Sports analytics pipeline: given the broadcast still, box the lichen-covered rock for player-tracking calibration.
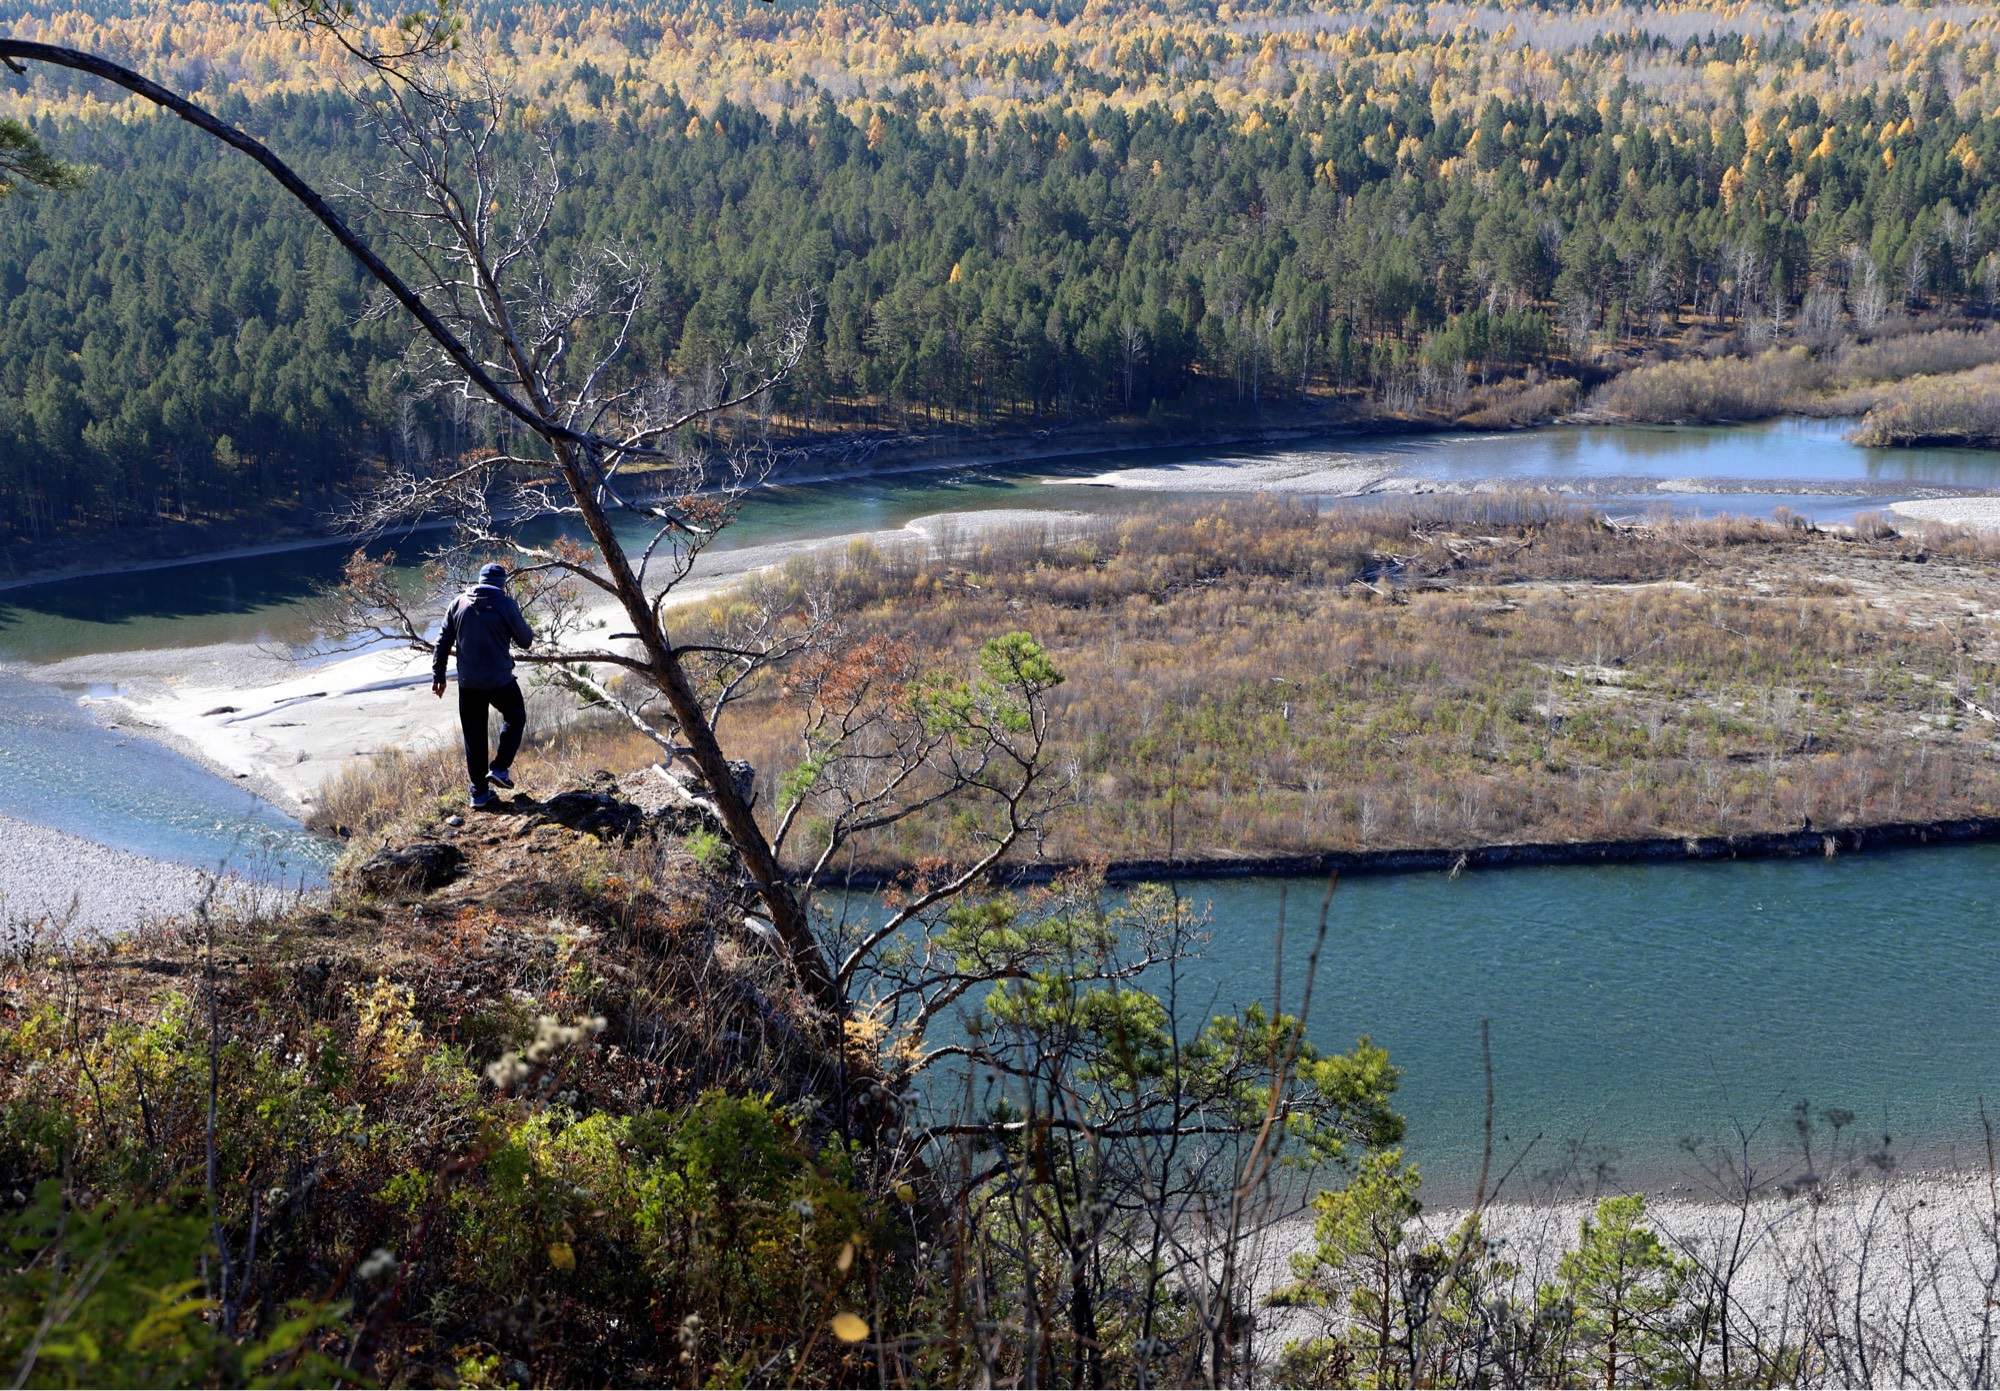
[355,841,464,894]
[720,760,756,807]
[615,761,756,817]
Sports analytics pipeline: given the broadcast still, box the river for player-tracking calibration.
[5,416,1999,1191]
[1190,852,2000,1197]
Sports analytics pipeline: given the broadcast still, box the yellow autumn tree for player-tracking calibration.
[1719,165,1746,211]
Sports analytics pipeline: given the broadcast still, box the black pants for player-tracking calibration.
[458,679,526,793]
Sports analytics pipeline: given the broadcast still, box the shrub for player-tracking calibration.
[1458,375,1580,428]
[1835,328,2000,384]
[1850,362,2000,446]
[1,1180,348,1387]
[1589,346,1820,422]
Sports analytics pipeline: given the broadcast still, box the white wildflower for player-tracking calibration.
[485,1013,608,1089]
[484,1052,532,1088]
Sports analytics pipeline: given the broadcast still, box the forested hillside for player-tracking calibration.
[4,0,2000,551]
[0,99,400,543]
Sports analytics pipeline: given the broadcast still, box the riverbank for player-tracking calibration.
[6,402,1997,602]
[36,509,1092,822]
[12,314,2000,594]
[0,411,1368,593]
[5,327,1992,594]
[827,814,2000,887]
[0,812,297,941]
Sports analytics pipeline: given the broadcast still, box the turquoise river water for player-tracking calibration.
[3,416,1999,1190]
[1182,854,2000,1196]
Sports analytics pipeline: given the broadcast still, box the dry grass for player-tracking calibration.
[1850,361,2000,447]
[1588,346,1821,423]
[1456,376,1582,428]
[306,709,666,846]
[1835,328,2000,384]
[1590,329,2000,430]
[307,744,465,841]
[699,497,2000,869]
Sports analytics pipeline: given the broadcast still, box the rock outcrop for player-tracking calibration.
[354,840,465,894]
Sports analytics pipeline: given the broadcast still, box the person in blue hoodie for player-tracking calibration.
[431,562,535,808]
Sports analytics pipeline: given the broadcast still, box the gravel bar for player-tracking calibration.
[0,813,300,945]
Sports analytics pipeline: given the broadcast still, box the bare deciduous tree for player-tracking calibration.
[1849,246,1890,335]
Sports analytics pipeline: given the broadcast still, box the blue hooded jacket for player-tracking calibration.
[433,583,534,688]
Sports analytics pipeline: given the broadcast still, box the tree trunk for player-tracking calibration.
[554,443,842,1018]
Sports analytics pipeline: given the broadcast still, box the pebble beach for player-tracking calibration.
[1255,1172,2000,1379]
[1891,496,2000,529]
[0,811,300,943]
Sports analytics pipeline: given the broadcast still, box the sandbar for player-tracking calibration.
[1891,497,2000,529]
[1064,451,1395,494]
[32,509,1094,821]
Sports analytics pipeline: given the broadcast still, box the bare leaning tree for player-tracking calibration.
[0,4,1070,1024]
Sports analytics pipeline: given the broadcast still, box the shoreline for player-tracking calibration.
[35,510,1093,823]
[0,415,1369,595]
[1254,1169,2000,1363]
[6,410,1997,597]
[826,815,2000,888]
[0,522,448,597]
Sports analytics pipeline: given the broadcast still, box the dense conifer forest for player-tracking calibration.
[3,0,2000,547]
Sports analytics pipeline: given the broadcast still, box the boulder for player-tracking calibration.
[623,761,756,811]
[535,790,650,841]
[355,841,464,894]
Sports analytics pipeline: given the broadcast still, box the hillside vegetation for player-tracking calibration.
[1,772,1411,1386]
[6,726,1997,1386]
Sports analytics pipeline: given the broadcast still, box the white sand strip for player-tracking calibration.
[36,508,1093,821]
[95,644,463,817]
[1063,451,1396,494]
[902,508,1096,546]
[1256,1173,2000,1372]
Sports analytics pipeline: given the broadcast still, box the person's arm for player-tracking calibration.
[506,596,533,650]
[432,599,460,696]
